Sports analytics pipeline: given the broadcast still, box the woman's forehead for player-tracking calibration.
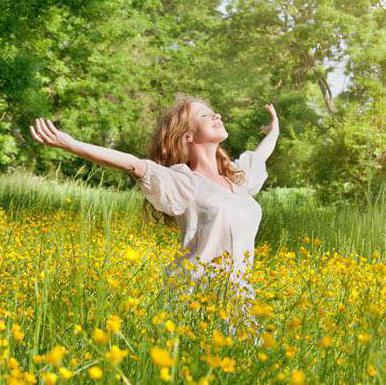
[191,101,212,114]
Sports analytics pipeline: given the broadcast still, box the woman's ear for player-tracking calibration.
[184,132,193,143]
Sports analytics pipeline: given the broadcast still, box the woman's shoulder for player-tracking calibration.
[140,160,192,175]
[169,163,193,175]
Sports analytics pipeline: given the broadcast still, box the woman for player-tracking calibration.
[29,95,279,303]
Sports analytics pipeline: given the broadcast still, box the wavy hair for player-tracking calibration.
[139,94,246,227]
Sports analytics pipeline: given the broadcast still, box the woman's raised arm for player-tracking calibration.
[29,118,146,178]
[255,104,280,162]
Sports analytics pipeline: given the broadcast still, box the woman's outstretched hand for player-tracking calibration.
[30,118,75,150]
[260,103,279,135]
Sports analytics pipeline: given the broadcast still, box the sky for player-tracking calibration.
[217,0,350,98]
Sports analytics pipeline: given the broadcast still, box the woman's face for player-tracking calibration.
[189,101,228,144]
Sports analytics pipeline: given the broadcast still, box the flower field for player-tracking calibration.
[0,174,384,384]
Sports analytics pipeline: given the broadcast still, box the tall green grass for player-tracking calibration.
[1,170,385,261]
[257,186,386,261]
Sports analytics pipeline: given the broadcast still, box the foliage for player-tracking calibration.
[0,0,385,204]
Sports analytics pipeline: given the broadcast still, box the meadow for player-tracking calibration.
[0,171,384,385]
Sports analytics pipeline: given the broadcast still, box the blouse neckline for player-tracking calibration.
[190,170,237,195]
[172,163,238,196]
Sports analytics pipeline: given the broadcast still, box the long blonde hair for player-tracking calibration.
[139,95,246,227]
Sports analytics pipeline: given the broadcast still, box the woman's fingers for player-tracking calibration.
[35,119,51,143]
[265,103,277,119]
[265,104,273,115]
[39,118,56,141]
[30,117,65,148]
[30,125,45,144]
[46,119,59,135]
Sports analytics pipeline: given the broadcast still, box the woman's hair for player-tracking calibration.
[139,94,246,227]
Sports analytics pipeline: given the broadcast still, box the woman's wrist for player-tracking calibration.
[267,122,280,136]
[65,137,79,153]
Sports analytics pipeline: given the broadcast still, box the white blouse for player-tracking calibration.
[135,150,268,299]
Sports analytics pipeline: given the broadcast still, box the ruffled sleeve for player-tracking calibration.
[231,150,268,196]
[134,159,196,216]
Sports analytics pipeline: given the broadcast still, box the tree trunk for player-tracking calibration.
[317,76,337,114]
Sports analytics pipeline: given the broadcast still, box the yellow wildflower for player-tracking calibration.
[313,238,322,246]
[198,376,210,385]
[358,333,371,344]
[206,354,221,368]
[124,247,141,264]
[189,301,201,311]
[291,369,306,385]
[211,330,227,348]
[69,358,78,368]
[122,297,141,311]
[319,335,333,348]
[166,338,175,349]
[23,372,37,384]
[181,366,193,381]
[287,316,302,329]
[58,367,74,380]
[285,345,297,359]
[256,243,270,256]
[8,357,19,369]
[150,347,175,368]
[367,364,377,377]
[218,308,227,320]
[199,321,209,331]
[299,246,308,256]
[105,345,129,366]
[45,346,67,367]
[42,372,58,385]
[250,302,274,318]
[294,295,311,310]
[152,311,168,325]
[261,332,277,349]
[160,367,172,381]
[92,327,109,345]
[336,357,346,366]
[257,352,269,362]
[220,357,236,373]
[164,320,176,333]
[32,355,44,364]
[106,315,122,334]
[88,366,103,380]
[11,324,24,341]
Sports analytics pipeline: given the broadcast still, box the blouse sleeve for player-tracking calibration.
[231,150,268,196]
[134,159,196,216]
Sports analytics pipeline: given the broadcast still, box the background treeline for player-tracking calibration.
[1,0,385,205]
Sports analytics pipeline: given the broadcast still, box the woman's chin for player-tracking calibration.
[218,131,229,142]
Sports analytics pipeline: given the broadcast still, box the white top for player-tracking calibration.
[136,150,268,298]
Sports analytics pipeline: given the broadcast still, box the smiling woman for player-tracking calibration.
[29,94,279,304]
[130,96,277,301]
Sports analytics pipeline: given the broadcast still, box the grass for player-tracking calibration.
[1,170,384,260]
[0,170,384,384]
